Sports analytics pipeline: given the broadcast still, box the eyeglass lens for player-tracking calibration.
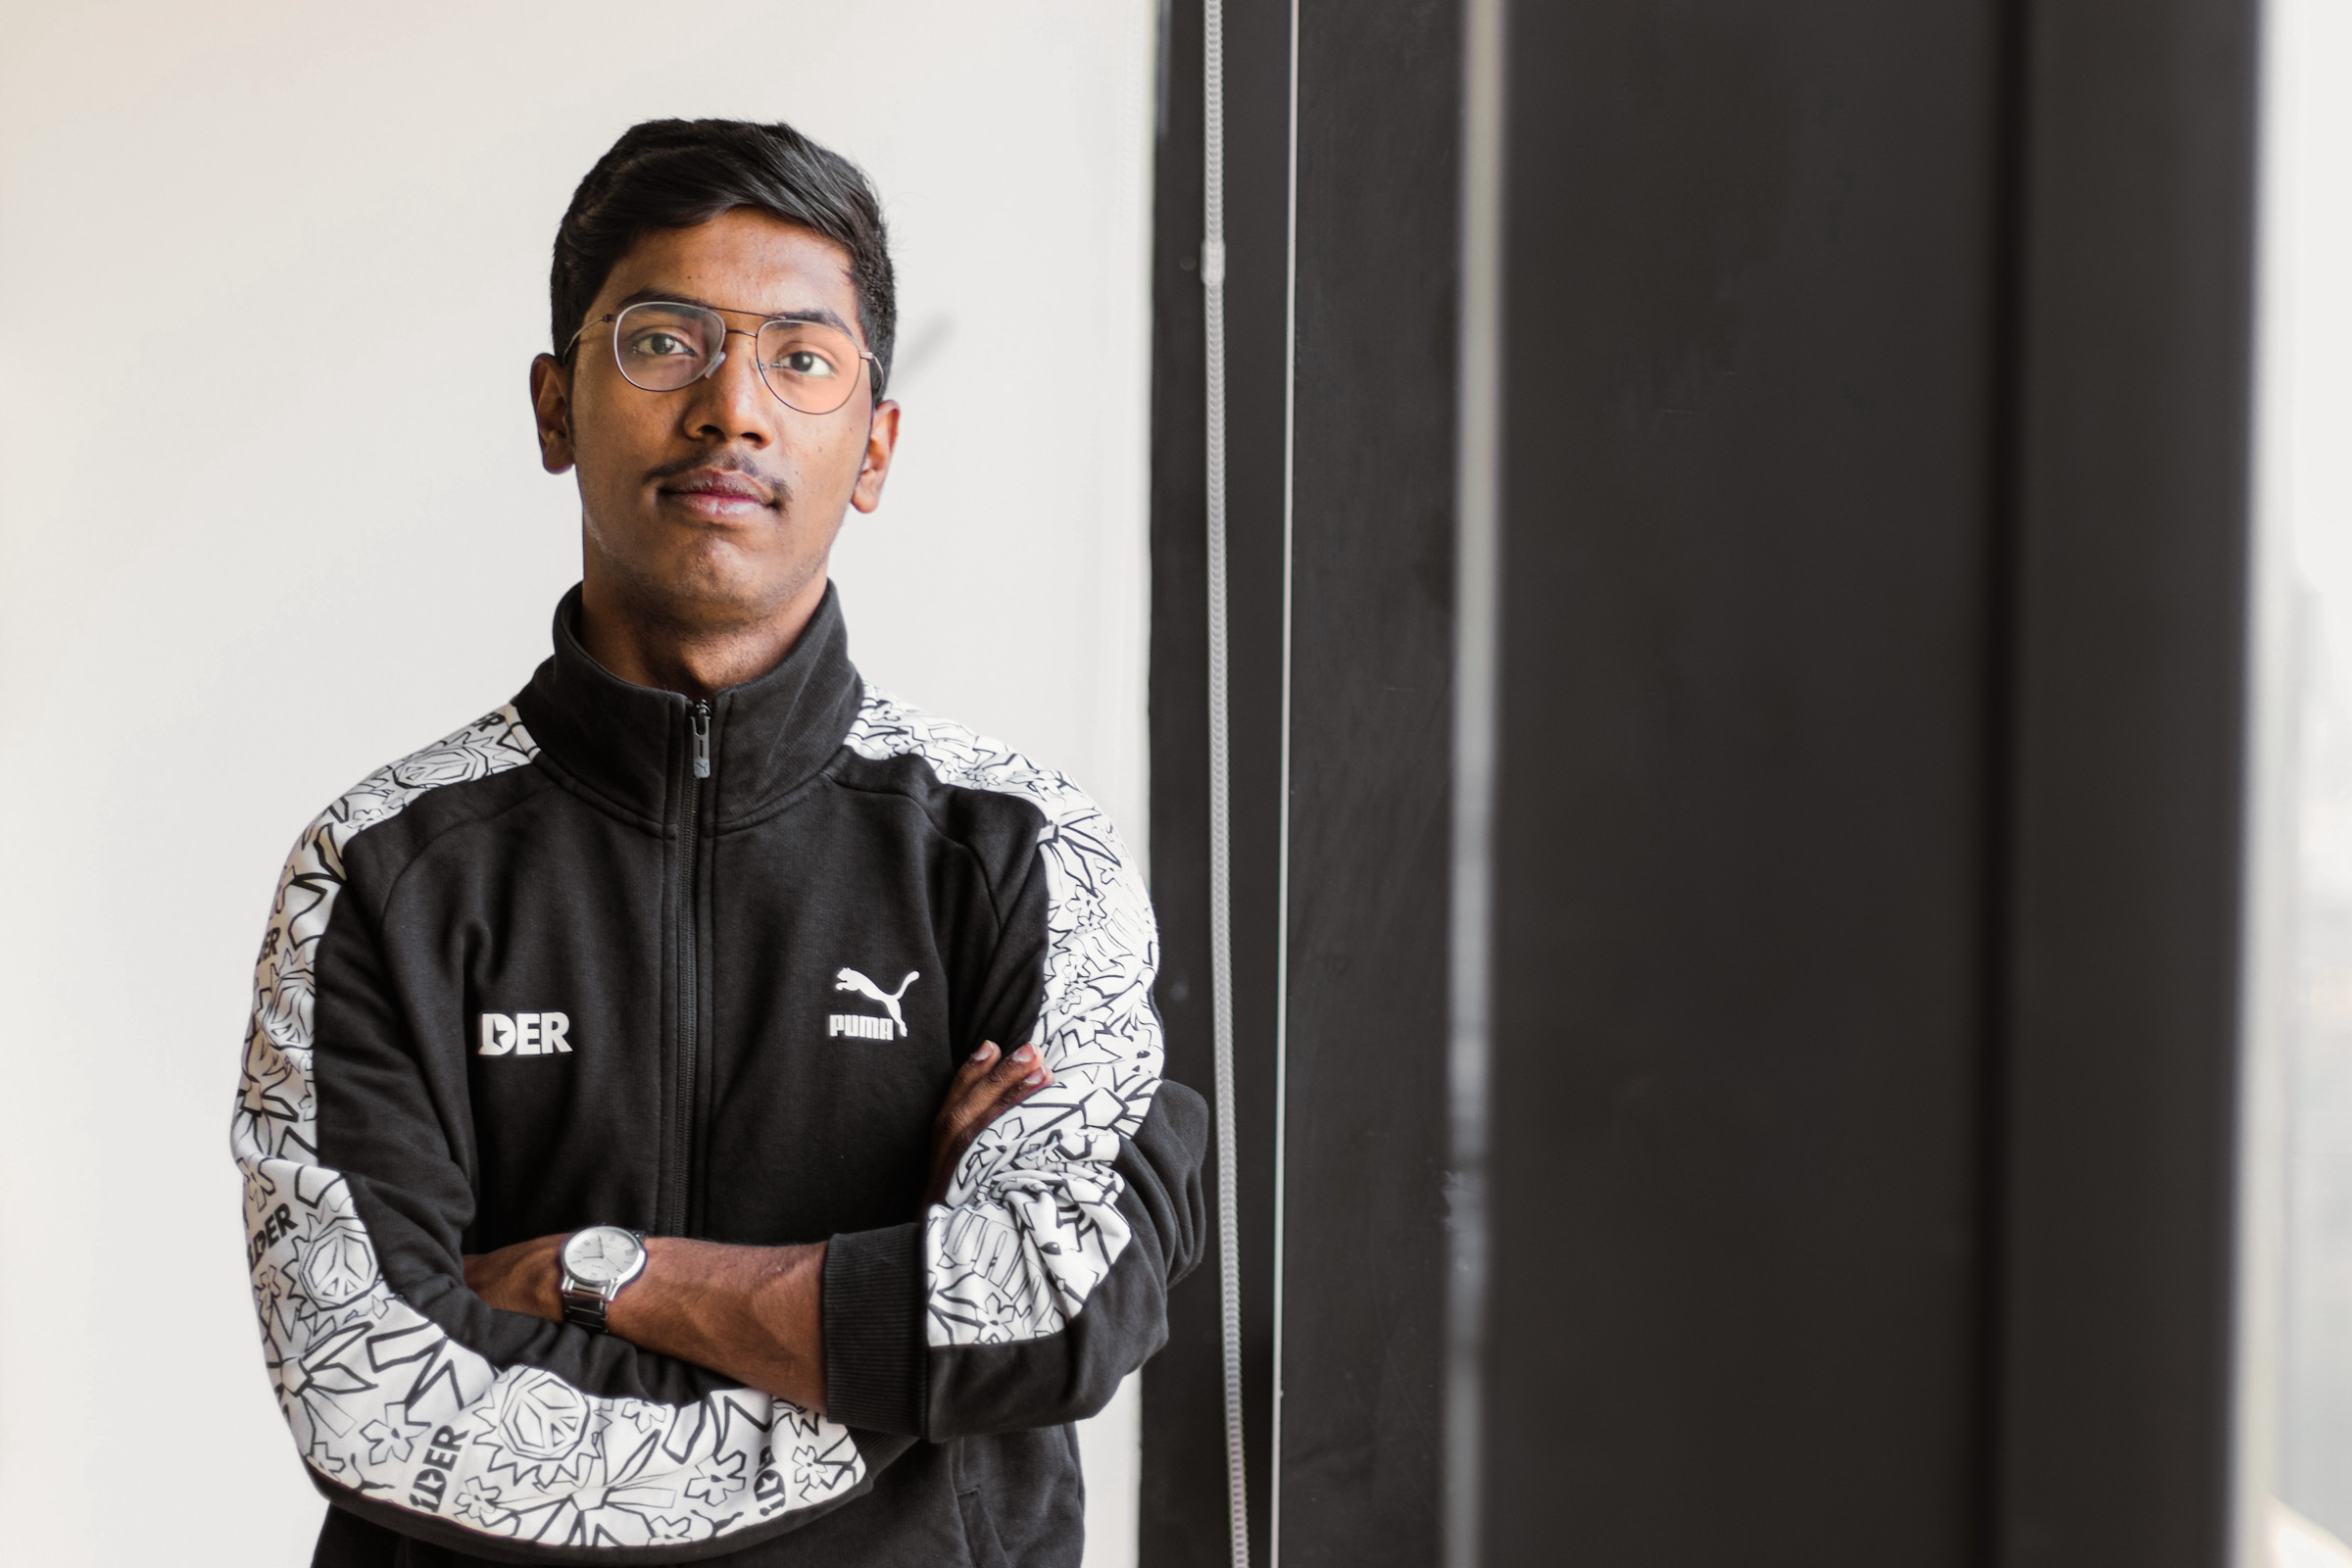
[610,302,866,415]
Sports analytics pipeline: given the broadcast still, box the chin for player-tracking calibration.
[631,548,820,629]
[586,509,830,625]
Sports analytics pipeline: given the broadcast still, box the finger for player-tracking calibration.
[1009,1041,1054,1096]
[950,1040,1003,1091]
[934,1045,1004,1126]
[942,1065,1031,1139]
[980,1052,1055,1126]
[984,1041,1053,1092]
[941,1050,1054,1148]
[939,1043,1035,1117]
[935,1065,1017,1142]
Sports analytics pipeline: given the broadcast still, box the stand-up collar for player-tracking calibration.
[514,582,864,828]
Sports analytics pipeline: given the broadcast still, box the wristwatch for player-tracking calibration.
[559,1226,648,1333]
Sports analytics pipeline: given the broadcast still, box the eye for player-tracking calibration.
[770,347,839,379]
[627,330,701,359]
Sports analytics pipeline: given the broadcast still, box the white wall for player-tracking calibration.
[0,3,1155,1563]
[2255,0,2352,1557]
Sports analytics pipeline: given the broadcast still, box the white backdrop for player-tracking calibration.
[0,3,1156,1563]
[2257,0,2352,1558]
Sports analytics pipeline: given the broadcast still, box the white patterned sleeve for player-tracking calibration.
[923,797,1169,1348]
[233,711,883,1554]
[829,692,1210,1438]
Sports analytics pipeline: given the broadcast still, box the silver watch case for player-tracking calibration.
[559,1225,648,1334]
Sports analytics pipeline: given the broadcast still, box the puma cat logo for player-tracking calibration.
[832,967,919,1039]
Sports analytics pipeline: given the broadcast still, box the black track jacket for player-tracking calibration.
[232,587,1206,1565]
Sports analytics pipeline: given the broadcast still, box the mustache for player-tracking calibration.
[644,451,793,507]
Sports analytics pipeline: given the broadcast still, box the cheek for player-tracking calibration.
[807,426,878,488]
[571,379,668,471]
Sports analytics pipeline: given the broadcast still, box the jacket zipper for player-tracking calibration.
[667,699,712,1236]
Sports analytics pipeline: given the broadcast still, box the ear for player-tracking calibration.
[851,400,902,514]
[530,354,576,474]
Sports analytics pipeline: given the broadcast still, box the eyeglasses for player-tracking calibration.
[565,300,878,416]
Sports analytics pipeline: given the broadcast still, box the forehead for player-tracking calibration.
[595,208,860,326]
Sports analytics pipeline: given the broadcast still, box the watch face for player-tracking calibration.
[562,1226,643,1288]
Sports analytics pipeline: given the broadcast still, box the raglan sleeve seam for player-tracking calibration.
[827,770,1026,937]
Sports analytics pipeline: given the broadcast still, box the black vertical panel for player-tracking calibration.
[1143,1,2263,1562]
[1142,1,1292,1564]
[1481,4,2005,1563]
[1276,0,1460,1564]
[1993,2,2260,1563]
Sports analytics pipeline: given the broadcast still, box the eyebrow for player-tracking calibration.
[612,288,859,341]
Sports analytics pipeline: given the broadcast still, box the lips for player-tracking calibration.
[660,466,776,518]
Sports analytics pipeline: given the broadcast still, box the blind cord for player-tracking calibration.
[1201,1,1250,1564]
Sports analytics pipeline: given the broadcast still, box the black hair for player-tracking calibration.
[552,118,896,398]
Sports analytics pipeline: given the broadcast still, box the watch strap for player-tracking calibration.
[561,1278,616,1333]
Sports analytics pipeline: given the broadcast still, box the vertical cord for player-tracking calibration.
[1201,1,1250,1566]
[1447,1,1507,1565]
[1266,0,1300,1558]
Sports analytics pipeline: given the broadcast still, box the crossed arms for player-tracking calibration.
[461,1040,1055,1410]
[237,725,1207,1555]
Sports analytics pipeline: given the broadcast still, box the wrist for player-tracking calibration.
[606,1236,719,1348]
[557,1226,650,1332]
[538,1243,565,1320]
[590,1236,830,1409]
[761,1242,829,1404]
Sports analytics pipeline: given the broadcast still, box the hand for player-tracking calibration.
[926,1040,1053,1204]
[464,1234,564,1322]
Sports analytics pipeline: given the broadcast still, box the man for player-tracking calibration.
[232,118,1204,1566]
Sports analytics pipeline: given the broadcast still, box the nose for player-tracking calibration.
[678,327,781,447]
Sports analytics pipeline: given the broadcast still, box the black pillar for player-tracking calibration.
[1143,3,2262,1566]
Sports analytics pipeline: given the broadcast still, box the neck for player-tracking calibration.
[577,567,829,701]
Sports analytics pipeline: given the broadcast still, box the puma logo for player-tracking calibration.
[833,967,919,1038]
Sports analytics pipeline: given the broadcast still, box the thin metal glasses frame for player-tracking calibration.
[564,299,880,416]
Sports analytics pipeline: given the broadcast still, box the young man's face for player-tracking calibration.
[530,208,898,634]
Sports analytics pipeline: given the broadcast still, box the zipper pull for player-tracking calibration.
[691,702,711,779]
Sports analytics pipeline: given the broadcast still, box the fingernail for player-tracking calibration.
[1014,1045,1036,1063]
[1024,1070,1046,1086]
[976,1042,1000,1064]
